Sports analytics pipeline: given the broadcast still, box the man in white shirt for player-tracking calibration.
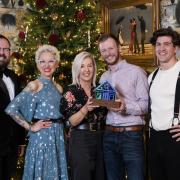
[149,27,180,180]
[0,34,24,180]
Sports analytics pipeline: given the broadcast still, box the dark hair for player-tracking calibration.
[98,33,120,47]
[0,34,11,47]
[150,27,180,47]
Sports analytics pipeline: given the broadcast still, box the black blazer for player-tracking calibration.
[0,68,25,156]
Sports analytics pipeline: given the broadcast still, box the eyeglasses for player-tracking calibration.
[38,60,56,66]
[0,48,10,53]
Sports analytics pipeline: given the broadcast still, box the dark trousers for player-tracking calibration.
[133,32,140,53]
[0,148,18,180]
[69,129,105,180]
[149,128,180,180]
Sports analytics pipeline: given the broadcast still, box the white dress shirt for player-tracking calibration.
[2,74,15,101]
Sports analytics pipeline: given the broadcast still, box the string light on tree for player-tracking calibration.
[50,13,59,21]
[15,0,103,86]
[87,30,91,47]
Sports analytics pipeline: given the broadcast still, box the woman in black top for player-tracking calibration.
[61,51,107,180]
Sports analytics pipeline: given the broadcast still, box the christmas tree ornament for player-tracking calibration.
[87,30,91,47]
[18,31,26,40]
[50,13,59,21]
[11,52,22,59]
[66,31,72,38]
[75,10,86,21]
[48,33,59,45]
[36,0,47,9]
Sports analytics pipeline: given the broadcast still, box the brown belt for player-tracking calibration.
[105,125,143,132]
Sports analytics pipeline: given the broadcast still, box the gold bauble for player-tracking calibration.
[51,13,59,21]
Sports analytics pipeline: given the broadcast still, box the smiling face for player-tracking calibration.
[155,36,177,68]
[0,38,11,71]
[79,57,94,84]
[37,51,58,79]
[99,37,121,66]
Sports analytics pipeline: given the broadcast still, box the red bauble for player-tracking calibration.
[11,52,22,59]
[75,10,86,21]
[18,31,25,40]
[36,0,47,9]
[48,33,59,45]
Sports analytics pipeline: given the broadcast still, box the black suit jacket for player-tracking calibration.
[0,68,25,156]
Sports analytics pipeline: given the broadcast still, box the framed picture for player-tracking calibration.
[0,0,26,51]
[158,0,180,59]
[102,0,158,70]
[159,0,180,32]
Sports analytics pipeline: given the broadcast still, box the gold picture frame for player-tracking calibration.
[157,0,180,59]
[101,0,159,71]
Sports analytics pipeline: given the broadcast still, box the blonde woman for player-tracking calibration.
[6,45,68,180]
[61,51,107,180]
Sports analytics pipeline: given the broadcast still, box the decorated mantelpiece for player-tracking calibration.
[91,81,121,108]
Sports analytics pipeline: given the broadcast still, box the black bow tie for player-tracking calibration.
[0,68,10,78]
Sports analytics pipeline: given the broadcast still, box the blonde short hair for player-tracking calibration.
[72,51,97,87]
[35,45,60,63]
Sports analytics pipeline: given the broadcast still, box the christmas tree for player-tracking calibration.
[14,0,104,86]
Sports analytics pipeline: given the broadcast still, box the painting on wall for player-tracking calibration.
[159,0,180,59]
[160,0,180,33]
[110,3,152,51]
[0,0,26,51]
[102,0,157,69]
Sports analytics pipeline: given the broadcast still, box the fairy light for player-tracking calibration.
[25,26,28,41]
[87,30,91,47]
[13,0,102,89]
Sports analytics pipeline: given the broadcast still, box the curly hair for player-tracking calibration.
[35,45,60,63]
[150,27,180,47]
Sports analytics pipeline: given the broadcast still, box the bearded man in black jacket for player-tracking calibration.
[0,34,25,180]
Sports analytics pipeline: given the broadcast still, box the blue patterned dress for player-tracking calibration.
[6,76,68,180]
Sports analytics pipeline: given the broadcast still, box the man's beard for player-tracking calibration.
[0,55,9,72]
[105,54,119,66]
